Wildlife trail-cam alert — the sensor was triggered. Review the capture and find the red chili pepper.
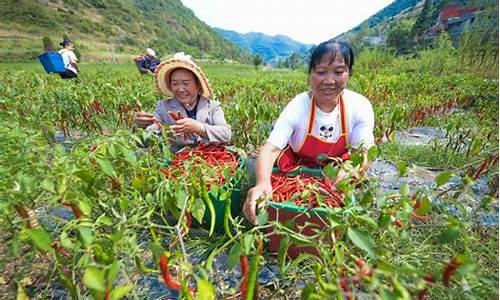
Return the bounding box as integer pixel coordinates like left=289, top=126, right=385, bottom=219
left=153, top=119, right=164, bottom=131
left=473, top=159, right=489, bottom=179
left=168, top=111, right=183, bottom=121
left=442, top=258, right=461, bottom=287
left=411, top=212, right=431, bottom=221
left=111, top=177, right=121, bottom=193
left=417, top=274, right=435, bottom=300
left=354, top=258, right=365, bottom=268
left=159, top=254, right=195, bottom=292
left=52, top=242, right=71, bottom=259
left=240, top=255, right=249, bottom=299
left=159, top=167, right=169, bottom=178
left=341, top=152, right=351, bottom=161
left=62, top=200, right=83, bottom=219
left=394, top=219, right=404, bottom=228
left=89, top=144, right=97, bottom=152
left=338, top=268, right=353, bottom=300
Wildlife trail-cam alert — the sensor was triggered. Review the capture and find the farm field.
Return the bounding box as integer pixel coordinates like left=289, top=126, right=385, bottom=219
left=0, top=54, right=498, bottom=299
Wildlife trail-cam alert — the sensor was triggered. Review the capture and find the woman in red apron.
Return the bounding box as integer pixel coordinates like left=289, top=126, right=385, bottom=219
left=243, top=39, right=374, bottom=225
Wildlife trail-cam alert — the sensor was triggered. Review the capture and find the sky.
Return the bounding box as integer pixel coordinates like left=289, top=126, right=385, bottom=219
left=180, top=0, right=395, bottom=45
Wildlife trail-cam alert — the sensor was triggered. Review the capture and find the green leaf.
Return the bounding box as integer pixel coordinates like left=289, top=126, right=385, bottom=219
left=380, top=288, right=398, bottom=300
left=83, top=267, right=105, bottom=292
left=78, top=200, right=92, bottom=217
left=121, top=147, right=137, bottom=165
left=400, top=182, right=410, bottom=196
left=78, top=226, right=94, bottom=246
left=367, top=146, right=378, bottom=161
left=175, top=188, right=188, bottom=209
left=149, top=242, right=164, bottom=265
left=278, top=236, right=290, bottom=273
left=196, top=278, right=215, bottom=300
left=397, top=161, right=408, bottom=176
left=191, top=196, right=205, bottom=224
left=257, top=209, right=268, bottom=226
left=347, top=227, right=375, bottom=257
left=96, top=214, right=113, bottom=226
left=439, top=226, right=460, bottom=243
left=27, top=228, right=52, bottom=252
left=60, top=231, right=75, bottom=250
left=436, top=171, right=454, bottom=187
left=41, top=179, right=55, bottom=193
left=132, top=176, right=144, bottom=190
left=378, top=212, right=391, bottom=228
left=74, top=169, right=95, bottom=184
left=227, top=244, right=241, bottom=270
left=323, top=164, right=339, bottom=180
left=107, top=262, right=121, bottom=287
left=359, top=191, right=374, bottom=207
left=109, top=284, right=134, bottom=300
left=108, top=144, right=118, bottom=159
left=415, top=196, right=431, bottom=215
left=96, top=158, right=115, bottom=177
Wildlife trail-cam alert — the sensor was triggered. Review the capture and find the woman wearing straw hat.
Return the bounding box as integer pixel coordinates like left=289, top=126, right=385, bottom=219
left=144, top=52, right=231, bottom=151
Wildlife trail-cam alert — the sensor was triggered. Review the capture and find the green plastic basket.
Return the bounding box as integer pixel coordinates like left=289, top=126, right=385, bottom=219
left=164, top=145, right=247, bottom=232
left=266, top=166, right=334, bottom=258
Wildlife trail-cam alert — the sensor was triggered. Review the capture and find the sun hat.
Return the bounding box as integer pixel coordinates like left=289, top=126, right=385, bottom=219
left=154, top=52, right=213, bottom=99
left=146, top=48, right=156, bottom=59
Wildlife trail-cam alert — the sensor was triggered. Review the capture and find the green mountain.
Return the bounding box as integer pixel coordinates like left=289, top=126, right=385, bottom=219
left=0, top=0, right=250, bottom=62
left=336, top=0, right=498, bottom=52
left=339, top=0, right=422, bottom=36
left=214, top=28, right=313, bottom=65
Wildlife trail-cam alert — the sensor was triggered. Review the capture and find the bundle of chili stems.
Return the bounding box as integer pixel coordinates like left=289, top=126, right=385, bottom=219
left=160, top=143, right=240, bottom=185
left=271, top=172, right=344, bottom=208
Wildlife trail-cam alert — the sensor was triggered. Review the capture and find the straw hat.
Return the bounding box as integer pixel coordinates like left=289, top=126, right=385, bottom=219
left=154, top=52, right=213, bottom=99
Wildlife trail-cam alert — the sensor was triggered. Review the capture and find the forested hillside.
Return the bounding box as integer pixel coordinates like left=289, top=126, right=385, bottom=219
left=0, top=0, right=250, bottom=62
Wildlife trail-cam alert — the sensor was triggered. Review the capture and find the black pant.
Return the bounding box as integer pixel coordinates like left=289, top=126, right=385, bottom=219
left=59, top=69, right=78, bottom=79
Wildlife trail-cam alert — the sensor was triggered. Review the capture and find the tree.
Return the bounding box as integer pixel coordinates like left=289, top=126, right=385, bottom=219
left=42, top=36, right=54, bottom=51
left=285, top=52, right=302, bottom=69
left=386, top=20, right=413, bottom=54
left=253, top=54, right=262, bottom=69
left=410, top=0, right=433, bottom=40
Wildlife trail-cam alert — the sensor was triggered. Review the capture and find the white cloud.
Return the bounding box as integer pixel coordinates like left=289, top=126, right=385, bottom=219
left=181, top=0, right=394, bottom=44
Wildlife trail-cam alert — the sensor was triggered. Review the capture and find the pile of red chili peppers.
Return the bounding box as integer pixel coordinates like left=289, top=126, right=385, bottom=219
left=271, top=172, right=344, bottom=208
left=160, top=143, right=240, bottom=185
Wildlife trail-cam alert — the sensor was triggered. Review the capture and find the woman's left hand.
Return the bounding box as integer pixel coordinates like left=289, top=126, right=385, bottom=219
left=171, top=119, right=206, bottom=136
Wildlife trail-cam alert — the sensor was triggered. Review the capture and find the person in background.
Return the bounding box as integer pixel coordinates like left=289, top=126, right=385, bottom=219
left=134, top=48, right=160, bottom=75
left=142, top=52, right=231, bottom=152
left=243, top=39, right=375, bottom=225
left=58, top=39, right=78, bottom=79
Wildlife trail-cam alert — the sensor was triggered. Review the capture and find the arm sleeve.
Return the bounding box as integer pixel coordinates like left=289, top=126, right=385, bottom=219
left=204, top=103, right=232, bottom=143
left=350, top=100, right=375, bottom=149
left=266, top=100, right=298, bottom=150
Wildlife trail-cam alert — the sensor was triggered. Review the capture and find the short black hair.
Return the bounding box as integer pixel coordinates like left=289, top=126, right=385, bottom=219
left=308, top=39, right=354, bottom=75
left=59, top=39, right=72, bottom=47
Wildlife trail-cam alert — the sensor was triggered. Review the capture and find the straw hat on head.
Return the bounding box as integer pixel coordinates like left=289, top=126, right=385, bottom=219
left=154, top=52, right=213, bottom=99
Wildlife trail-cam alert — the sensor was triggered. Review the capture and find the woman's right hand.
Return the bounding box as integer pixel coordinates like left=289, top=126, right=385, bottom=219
left=134, top=112, right=154, bottom=129
left=243, top=182, right=273, bottom=225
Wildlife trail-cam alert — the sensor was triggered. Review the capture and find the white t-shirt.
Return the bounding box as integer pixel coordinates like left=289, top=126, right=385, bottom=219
left=58, top=49, right=78, bottom=74
left=267, top=89, right=374, bottom=151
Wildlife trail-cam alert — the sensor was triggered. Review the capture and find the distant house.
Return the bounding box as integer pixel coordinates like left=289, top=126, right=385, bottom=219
left=426, top=4, right=478, bottom=37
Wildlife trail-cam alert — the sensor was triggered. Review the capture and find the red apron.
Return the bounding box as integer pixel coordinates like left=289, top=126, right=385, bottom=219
left=277, top=93, right=349, bottom=172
